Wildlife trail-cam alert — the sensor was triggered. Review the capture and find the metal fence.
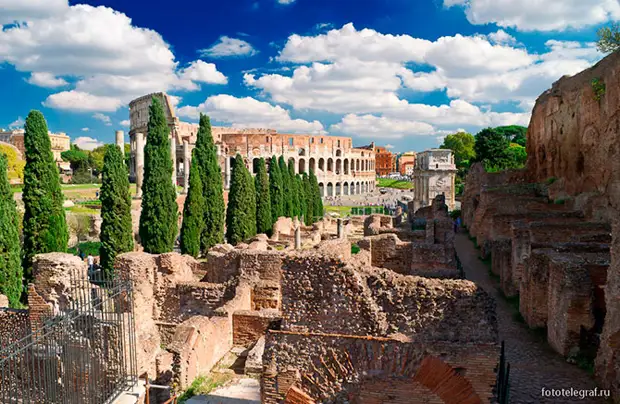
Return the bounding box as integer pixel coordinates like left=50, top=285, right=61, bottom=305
left=350, top=206, right=388, bottom=216
left=496, top=340, right=511, bottom=404
left=0, top=268, right=138, bottom=404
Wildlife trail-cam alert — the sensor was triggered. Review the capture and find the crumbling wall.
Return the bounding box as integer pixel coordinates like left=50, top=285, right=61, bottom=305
left=363, top=214, right=393, bottom=236
left=232, top=309, right=281, bottom=347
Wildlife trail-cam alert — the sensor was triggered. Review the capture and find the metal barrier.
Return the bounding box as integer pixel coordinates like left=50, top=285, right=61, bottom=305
left=0, top=268, right=138, bottom=404
left=496, top=340, right=511, bottom=404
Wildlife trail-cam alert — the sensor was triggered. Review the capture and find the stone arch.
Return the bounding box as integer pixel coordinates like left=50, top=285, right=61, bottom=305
left=343, top=182, right=349, bottom=195
left=298, top=158, right=306, bottom=174
left=327, top=182, right=334, bottom=196
left=356, top=182, right=360, bottom=194
left=327, top=158, right=334, bottom=172
left=319, top=182, right=325, bottom=197
left=336, top=159, right=342, bottom=174
left=356, top=159, right=360, bottom=171
left=319, top=158, right=325, bottom=172
left=336, top=182, right=342, bottom=196
left=344, top=159, right=349, bottom=175
left=350, top=158, right=355, bottom=172
left=309, top=158, right=316, bottom=173
left=336, top=149, right=342, bottom=157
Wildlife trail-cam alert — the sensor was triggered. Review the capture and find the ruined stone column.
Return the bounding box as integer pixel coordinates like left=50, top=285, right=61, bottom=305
left=135, top=132, right=145, bottom=199
left=115, top=130, right=124, bottom=156
left=170, top=135, right=177, bottom=187
left=295, top=225, right=301, bottom=249
left=225, top=155, right=231, bottom=190
left=183, top=139, right=190, bottom=194
left=337, top=218, right=343, bottom=239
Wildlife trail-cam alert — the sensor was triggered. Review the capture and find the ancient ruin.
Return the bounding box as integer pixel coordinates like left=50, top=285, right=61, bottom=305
left=412, top=149, right=457, bottom=211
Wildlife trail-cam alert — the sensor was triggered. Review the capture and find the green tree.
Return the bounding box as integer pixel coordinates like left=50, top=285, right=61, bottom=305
left=124, top=143, right=131, bottom=170
left=269, top=156, right=284, bottom=223
left=474, top=127, right=510, bottom=168
left=99, top=145, right=134, bottom=278
left=597, top=22, right=620, bottom=53
left=22, top=111, right=68, bottom=280
left=303, top=173, right=313, bottom=226
left=138, top=97, right=178, bottom=253
left=309, top=170, right=323, bottom=222
left=194, top=115, right=225, bottom=252
left=89, top=145, right=107, bottom=174
left=278, top=156, right=293, bottom=217
left=226, top=155, right=256, bottom=245
left=254, top=158, right=273, bottom=235
left=439, top=132, right=476, bottom=168
left=287, top=159, right=300, bottom=218
left=0, top=144, right=25, bottom=183
left=0, top=154, right=22, bottom=307
left=296, top=174, right=307, bottom=224
left=61, top=144, right=90, bottom=172
left=180, top=151, right=205, bottom=257
left=495, top=125, right=527, bottom=147
left=505, top=143, right=527, bottom=169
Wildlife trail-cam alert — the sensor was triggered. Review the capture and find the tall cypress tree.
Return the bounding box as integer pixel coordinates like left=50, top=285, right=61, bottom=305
left=278, top=156, right=293, bottom=217
left=0, top=153, right=22, bottom=307
left=296, top=174, right=307, bottom=225
left=22, top=110, right=68, bottom=280
left=309, top=170, right=323, bottom=222
left=254, top=158, right=272, bottom=235
left=139, top=97, right=178, bottom=253
left=226, top=155, right=256, bottom=245
left=269, top=156, right=284, bottom=223
left=303, top=173, right=314, bottom=225
left=287, top=160, right=300, bottom=218
left=196, top=115, right=225, bottom=251
left=99, top=145, right=134, bottom=278
left=180, top=150, right=205, bottom=257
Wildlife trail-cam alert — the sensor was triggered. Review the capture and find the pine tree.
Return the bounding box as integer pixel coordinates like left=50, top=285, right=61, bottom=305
left=0, top=153, right=22, bottom=307
left=180, top=150, right=205, bottom=257
left=22, top=110, right=68, bottom=280
left=196, top=115, right=225, bottom=251
left=287, top=160, right=300, bottom=218
left=296, top=174, right=307, bottom=225
left=279, top=156, right=293, bottom=217
left=303, top=173, right=314, bottom=225
left=138, top=97, right=178, bottom=253
left=99, top=145, right=134, bottom=278
left=254, top=158, right=272, bottom=235
left=269, top=156, right=284, bottom=223
left=226, top=155, right=256, bottom=245
left=309, top=170, right=323, bottom=222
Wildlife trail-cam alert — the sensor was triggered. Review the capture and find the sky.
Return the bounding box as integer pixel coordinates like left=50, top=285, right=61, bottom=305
left=0, top=0, right=616, bottom=153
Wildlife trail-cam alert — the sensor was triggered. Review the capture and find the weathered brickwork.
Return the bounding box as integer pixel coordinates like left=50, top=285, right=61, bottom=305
left=233, top=309, right=282, bottom=347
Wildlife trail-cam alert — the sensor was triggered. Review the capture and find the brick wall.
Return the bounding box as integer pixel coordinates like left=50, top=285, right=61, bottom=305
left=177, top=282, right=235, bottom=317
left=252, top=281, right=281, bottom=310
left=0, top=308, right=30, bottom=345
left=233, top=310, right=282, bottom=347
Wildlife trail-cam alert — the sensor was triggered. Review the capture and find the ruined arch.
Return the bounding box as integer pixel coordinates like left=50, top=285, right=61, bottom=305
left=309, top=158, right=316, bottom=173
left=319, top=158, right=325, bottom=172
left=298, top=158, right=306, bottom=174
left=336, top=182, right=341, bottom=195
left=336, top=149, right=342, bottom=157
left=319, top=182, right=325, bottom=197
left=336, top=159, right=342, bottom=174
left=327, top=158, right=334, bottom=172
left=327, top=182, right=334, bottom=196
left=343, top=182, right=349, bottom=195
left=344, top=159, right=349, bottom=175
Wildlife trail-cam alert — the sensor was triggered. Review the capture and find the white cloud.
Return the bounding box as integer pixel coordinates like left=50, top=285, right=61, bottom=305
left=27, top=72, right=69, bottom=88
left=488, top=30, right=516, bottom=45
left=444, top=0, right=620, bottom=31
left=199, top=36, right=258, bottom=58
left=8, top=117, right=24, bottom=129
left=277, top=0, right=296, bottom=4
left=0, top=0, right=68, bottom=24
left=43, top=91, right=122, bottom=112
left=93, top=113, right=112, bottom=126
left=177, top=94, right=325, bottom=134
left=0, top=3, right=227, bottom=111
left=385, top=144, right=394, bottom=149
left=120, top=120, right=130, bottom=127
left=73, top=136, right=104, bottom=151
left=81, top=127, right=90, bottom=132
left=331, top=114, right=436, bottom=139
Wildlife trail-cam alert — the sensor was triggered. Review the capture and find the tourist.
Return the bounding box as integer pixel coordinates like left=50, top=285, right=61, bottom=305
left=456, top=216, right=462, bottom=232
left=453, top=219, right=458, bottom=233
left=87, top=254, right=94, bottom=273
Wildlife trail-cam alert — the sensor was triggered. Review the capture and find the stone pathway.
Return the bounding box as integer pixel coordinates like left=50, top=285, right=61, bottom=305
left=455, top=233, right=609, bottom=403
left=185, top=378, right=260, bottom=404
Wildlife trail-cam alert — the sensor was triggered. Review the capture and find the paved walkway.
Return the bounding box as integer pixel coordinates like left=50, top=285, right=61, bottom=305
left=455, top=233, right=609, bottom=403
left=186, top=378, right=260, bottom=404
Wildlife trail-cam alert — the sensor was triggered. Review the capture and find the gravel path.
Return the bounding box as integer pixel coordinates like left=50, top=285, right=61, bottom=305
left=455, top=232, right=609, bottom=403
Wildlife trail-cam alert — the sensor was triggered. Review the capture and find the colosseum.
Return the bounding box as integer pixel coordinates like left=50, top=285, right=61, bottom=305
left=128, top=93, right=376, bottom=198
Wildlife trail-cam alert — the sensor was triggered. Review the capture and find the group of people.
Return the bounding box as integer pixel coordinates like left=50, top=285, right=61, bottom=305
left=76, top=248, right=96, bottom=274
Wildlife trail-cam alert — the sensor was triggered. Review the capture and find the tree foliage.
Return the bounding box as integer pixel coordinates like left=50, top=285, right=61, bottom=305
left=0, top=143, right=25, bottom=183
left=303, top=173, right=314, bottom=226
left=62, top=144, right=90, bottom=172
left=269, top=156, right=284, bottom=223
left=195, top=115, right=225, bottom=252
left=278, top=156, right=293, bottom=217
left=254, top=158, right=273, bottom=235
left=180, top=150, right=205, bottom=257
left=138, top=97, right=178, bottom=253
left=597, top=22, right=620, bottom=54
left=296, top=174, right=307, bottom=224
left=99, top=145, right=134, bottom=277
left=226, top=155, right=256, bottom=245
left=287, top=159, right=300, bottom=218
left=474, top=128, right=510, bottom=166
left=440, top=132, right=476, bottom=168
left=495, top=125, right=527, bottom=147
left=309, top=170, right=323, bottom=222
left=22, top=110, right=68, bottom=280
left=0, top=153, right=22, bottom=307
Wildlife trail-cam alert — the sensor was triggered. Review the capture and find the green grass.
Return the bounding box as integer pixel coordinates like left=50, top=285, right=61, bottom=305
left=351, top=243, right=360, bottom=254
left=66, top=205, right=100, bottom=215
left=68, top=241, right=101, bottom=256
left=178, top=373, right=233, bottom=403
left=377, top=178, right=413, bottom=189
left=325, top=205, right=354, bottom=216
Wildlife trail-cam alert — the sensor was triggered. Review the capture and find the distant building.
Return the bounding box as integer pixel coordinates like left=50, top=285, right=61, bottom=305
left=397, top=152, right=416, bottom=176
left=412, top=149, right=457, bottom=211
left=358, top=142, right=395, bottom=176
left=0, top=128, right=70, bottom=167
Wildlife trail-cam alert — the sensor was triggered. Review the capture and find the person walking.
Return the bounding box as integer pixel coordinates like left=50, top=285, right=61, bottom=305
left=87, top=254, right=94, bottom=273
left=456, top=216, right=462, bottom=232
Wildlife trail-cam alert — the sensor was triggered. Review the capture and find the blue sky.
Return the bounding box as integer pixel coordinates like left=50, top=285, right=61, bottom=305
left=0, top=0, right=616, bottom=152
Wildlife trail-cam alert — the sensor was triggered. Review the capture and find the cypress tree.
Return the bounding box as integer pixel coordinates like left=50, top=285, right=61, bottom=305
left=254, top=158, right=272, bottom=235
left=197, top=115, right=225, bottom=251
left=296, top=174, right=307, bottom=224
left=22, top=110, right=68, bottom=280
left=138, top=97, right=178, bottom=253
left=287, top=160, right=300, bottom=218
left=99, top=145, right=134, bottom=278
left=269, top=156, right=284, bottom=223
left=278, top=156, right=293, bottom=217
left=303, top=173, right=314, bottom=225
left=0, top=153, right=22, bottom=307
left=226, top=155, right=256, bottom=245
left=180, top=149, right=206, bottom=257
left=309, top=170, right=323, bottom=222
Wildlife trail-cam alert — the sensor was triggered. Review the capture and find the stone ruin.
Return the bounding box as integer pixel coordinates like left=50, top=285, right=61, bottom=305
left=461, top=49, right=620, bottom=401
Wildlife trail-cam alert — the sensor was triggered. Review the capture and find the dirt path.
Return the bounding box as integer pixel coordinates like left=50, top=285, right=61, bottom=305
left=455, top=233, right=608, bottom=403
left=185, top=378, right=260, bottom=404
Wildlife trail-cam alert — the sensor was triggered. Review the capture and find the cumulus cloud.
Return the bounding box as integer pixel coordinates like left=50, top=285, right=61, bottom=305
left=199, top=36, right=258, bottom=58
left=0, top=0, right=68, bottom=24
left=93, top=113, right=112, bottom=126
left=1, top=3, right=227, bottom=112
left=120, top=120, right=130, bottom=127
left=177, top=94, right=325, bottom=134
left=277, top=0, right=296, bottom=4
left=443, top=0, right=620, bottom=31
left=331, top=115, right=435, bottom=139
left=8, top=117, right=24, bottom=129
left=81, top=127, right=90, bottom=132
left=43, top=91, right=122, bottom=112
left=74, top=136, right=104, bottom=151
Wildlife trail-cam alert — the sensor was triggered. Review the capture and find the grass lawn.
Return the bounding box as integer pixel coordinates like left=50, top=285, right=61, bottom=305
left=377, top=178, right=413, bottom=189
left=14, top=183, right=142, bottom=200
left=325, top=205, right=385, bottom=216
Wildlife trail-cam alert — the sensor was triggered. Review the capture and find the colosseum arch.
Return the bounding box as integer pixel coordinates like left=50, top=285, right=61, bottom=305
left=319, top=158, right=325, bottom=172
left=344, top=159, right=349, bottom=175
left=298, top=158, right=306, bottom=174
left=356, top=159, right=360, bottom=171
left=336, top=149, right=342, bottom=157
left=335, top=182, right=342, bottom=195
left=336, top=159, right=342, bottom=174
left=319, top=183, right=325, bottom=197
left=343, top=182, right=349, bottom=195
left=327, top=182, right=334, bottom=196
left=309, top=158, right=316, bottom=173
left=356, top=182, right=360, bottom=194
left=350, top=158, right=355, bottom=172
left=327, top=158, right=334, bottom=172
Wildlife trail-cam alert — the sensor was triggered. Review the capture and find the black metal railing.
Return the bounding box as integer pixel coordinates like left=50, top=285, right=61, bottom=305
left=455, top=253, right=465, bottom=279
left=0, top=267, right=138, bottom=404
left=496, top=340, right=511, bottom=404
